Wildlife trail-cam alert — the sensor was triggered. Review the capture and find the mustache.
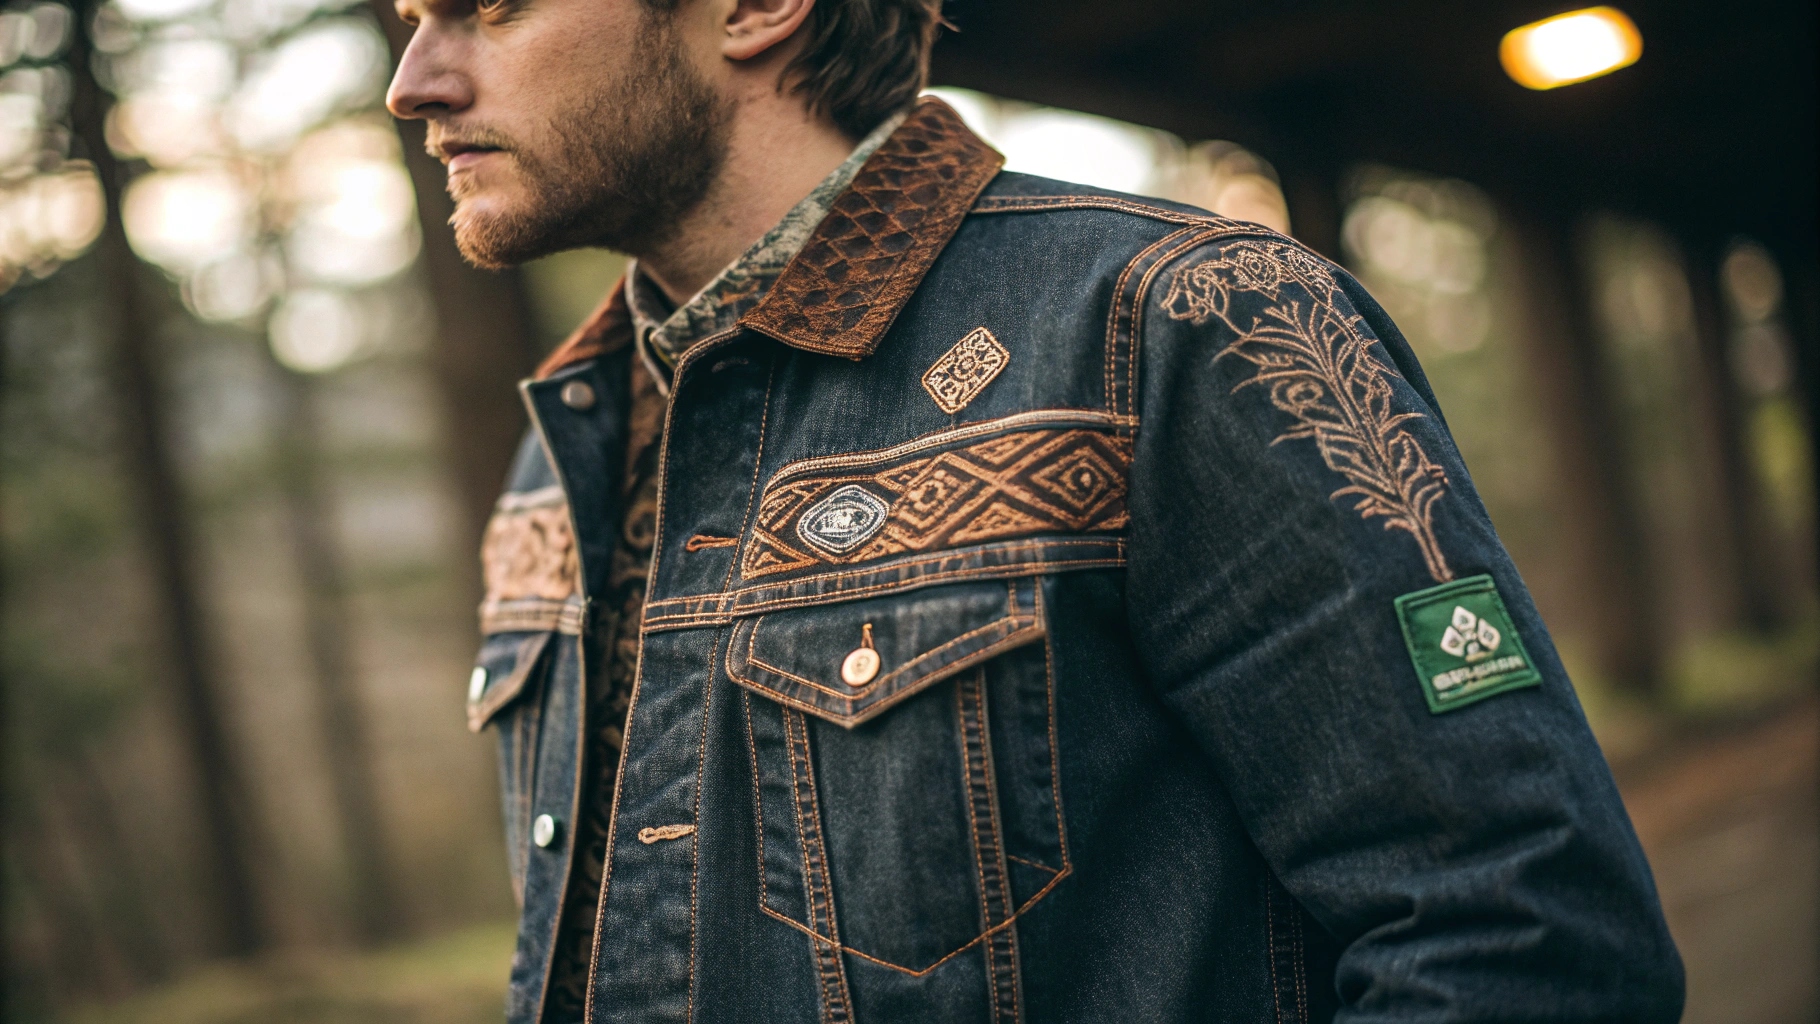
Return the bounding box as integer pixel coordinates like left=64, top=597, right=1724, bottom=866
left=423, top=122, right=517, bottom=161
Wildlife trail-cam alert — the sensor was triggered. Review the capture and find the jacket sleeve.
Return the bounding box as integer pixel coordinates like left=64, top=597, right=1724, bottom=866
left=1123, top=233, right=1683, bottom=1021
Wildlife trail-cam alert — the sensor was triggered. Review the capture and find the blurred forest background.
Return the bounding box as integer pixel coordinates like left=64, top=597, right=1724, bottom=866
left=1, top=0, right=1815, bottom=1022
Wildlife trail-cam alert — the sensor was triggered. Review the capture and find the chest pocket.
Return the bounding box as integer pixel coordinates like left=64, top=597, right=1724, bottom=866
left=728, top=576, right=1070, bottom=979
left=469, top=630, right=555, bottom=903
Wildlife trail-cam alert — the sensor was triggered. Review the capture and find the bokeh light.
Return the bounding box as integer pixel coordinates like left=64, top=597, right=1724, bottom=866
left=227, top=18, right=387, bottom=152
left=51, top=0, right=428, bottom=365
left=269, top=285, right=363, bottom=372
left=927, top=87, right=1291, bottom=233
left=0, top=9, right=100, bottom=291
left=1502, top=7, right=1643, bottom=91
left=122, top=165, right=255, bottom=271
left=1343, top=168, right=1499, bottom=354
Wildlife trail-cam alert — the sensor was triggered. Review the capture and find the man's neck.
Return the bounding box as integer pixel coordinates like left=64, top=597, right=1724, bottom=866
left=636, top=97, right=857, bottom=306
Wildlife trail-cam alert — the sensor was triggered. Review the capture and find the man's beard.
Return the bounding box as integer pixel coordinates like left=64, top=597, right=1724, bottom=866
left=440, top=21, right=730, bottom=268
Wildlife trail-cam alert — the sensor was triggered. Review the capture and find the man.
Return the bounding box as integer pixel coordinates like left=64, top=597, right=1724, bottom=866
left=387, top=0, right=1684, bottom=1021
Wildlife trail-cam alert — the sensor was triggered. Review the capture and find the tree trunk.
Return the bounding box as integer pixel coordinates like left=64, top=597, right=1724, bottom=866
left=268, top=364, right=402, bottom=943
left=68, top=5, right=269, bottom=954
left=1682, top=242, right=1786, bottom=631
left=1507, top=214, right=1666, bottom=698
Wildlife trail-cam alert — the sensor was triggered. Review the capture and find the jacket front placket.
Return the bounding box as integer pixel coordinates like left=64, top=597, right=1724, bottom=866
left=584, top=327, right=770, bottom=1024
left=517, top=351, right=629, bottom=1022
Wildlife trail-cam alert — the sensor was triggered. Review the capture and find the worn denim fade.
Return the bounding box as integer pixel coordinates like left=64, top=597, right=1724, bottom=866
left=468, top=98, right=1683, bottom=1024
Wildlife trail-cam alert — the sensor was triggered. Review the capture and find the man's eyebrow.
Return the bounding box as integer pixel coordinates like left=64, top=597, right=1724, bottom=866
left=396, top=0, right=463, bottom=24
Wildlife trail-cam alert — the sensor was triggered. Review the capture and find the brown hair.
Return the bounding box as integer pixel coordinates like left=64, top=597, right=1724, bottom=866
left=644, top=0, right=945, bottom=138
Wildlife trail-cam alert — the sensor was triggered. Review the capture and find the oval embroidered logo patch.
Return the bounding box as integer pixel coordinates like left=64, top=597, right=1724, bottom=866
left=795, top=484, right=890, bottom=556
left=1394, top=574, right=1540, bottom=713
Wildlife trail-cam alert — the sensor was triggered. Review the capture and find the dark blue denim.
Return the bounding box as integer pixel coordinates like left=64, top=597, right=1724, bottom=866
left=466, top=100, right=1683, bottom=1024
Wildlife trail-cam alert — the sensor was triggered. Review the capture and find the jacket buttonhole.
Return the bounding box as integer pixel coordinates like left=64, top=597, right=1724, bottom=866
left=637, top=824, right=697, bottom=844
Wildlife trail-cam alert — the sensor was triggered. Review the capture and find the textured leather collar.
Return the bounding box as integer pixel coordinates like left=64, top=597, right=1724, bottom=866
left=535, top=97, right=1002, bottom=379
left=737, top=97, right=1004, bottom=360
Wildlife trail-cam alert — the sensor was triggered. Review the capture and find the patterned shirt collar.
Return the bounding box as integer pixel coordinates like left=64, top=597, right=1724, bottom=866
left=625, top=109, right=909, bottom=383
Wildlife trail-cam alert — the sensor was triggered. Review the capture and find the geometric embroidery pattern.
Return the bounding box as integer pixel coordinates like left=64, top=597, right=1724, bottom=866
left=796, top=484, right=890, bottom=556
left=741, top=429, right=1131, bottom=580
left=1161, top=239, right=1454, bottom=583
left=922, top=326, right=1010, bottom=414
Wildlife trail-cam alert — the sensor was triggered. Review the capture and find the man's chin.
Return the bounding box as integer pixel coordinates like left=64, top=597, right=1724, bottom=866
left=449, top=201, right=563, bottom=270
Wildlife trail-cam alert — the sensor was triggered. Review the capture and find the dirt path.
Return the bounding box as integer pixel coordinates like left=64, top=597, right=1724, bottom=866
left=1618, top=699, right=1818, bottom=1024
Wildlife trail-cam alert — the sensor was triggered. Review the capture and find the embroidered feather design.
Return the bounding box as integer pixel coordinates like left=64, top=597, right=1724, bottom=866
left=1162, top=241, right=1454, bottom=583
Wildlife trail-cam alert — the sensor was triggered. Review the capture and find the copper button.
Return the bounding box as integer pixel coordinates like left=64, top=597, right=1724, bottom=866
left=840, top=647, right=880, bottom=686
left=560, top=380, right=596, bottom=410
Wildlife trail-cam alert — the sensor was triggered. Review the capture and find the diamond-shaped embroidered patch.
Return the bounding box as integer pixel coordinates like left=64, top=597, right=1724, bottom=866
left=1394, top=574, right=1539, bottom=714
left=795, top=484, right=890, bottom=556
left=922, top=327, right=1010, bottom=414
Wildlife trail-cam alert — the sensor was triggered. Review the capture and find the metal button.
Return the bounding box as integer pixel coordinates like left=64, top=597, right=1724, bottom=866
left=467, top=666, right=488, bottom=704
left=840, top=647, right=880, bottom=687
left=560, top=380, right=596, bottom=411
left=532, top=814, right=560, bottom=849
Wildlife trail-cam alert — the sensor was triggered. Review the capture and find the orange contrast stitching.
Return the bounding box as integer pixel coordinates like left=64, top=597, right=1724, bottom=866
left=732, top=624, right=1046, bottom=728
left=1037, top=581, right=1072, bottom=877
left=744, top=614, right=1025, bottom=702
left=1004, top=853, right=1059, bottom=875
left=754, top=864, right=1073, bottom=978
left=643, top=557, right=1126, bottom=631
left=742, top=429, right=1131, bottom=581
left=719, top=363, right=775, bottom=587
left=740, top=692, right=776, bottom=921
left=642, top=539, right=1127, bottom=625
left=1125, top=227, right=1226, bottom=421
left=1106, top=226, right=1198, bottom=416
left=764, top=409, right=1133, bottom=488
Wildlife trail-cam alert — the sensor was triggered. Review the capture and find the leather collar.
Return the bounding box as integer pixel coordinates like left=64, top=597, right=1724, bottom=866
left=535, top=97, right=1003, bottom=379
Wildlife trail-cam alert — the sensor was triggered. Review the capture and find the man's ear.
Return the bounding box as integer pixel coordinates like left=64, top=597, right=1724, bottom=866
left=721, top=0, right=815, bottom=62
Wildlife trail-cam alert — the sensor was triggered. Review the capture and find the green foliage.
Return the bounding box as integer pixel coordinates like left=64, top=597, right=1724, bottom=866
left=1750, top=396, right=1815, bottom=536
left=1669, top=608, right=1820, bottom=717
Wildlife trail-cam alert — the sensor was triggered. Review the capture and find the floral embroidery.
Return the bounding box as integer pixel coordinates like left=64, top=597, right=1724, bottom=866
left=480, top=487, right=578, bottom=632
left=1162, top=240, right=1453, bottom=583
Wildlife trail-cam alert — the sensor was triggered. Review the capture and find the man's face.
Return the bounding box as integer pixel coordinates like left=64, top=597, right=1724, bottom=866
left=386, top=0, right=731, bottom=267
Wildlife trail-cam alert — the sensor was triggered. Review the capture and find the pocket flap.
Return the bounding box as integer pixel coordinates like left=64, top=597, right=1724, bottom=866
left=467, top=631, right=553, bottom=733
left=727, top=577, right=1043, bottom=727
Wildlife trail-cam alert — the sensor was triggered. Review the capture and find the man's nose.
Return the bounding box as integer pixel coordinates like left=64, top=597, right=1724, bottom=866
left=386, top=26, right=474, bottom=120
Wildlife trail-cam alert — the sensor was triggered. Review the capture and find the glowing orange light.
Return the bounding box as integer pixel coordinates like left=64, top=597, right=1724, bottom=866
left=1501, top=7, right=1643, bottom=91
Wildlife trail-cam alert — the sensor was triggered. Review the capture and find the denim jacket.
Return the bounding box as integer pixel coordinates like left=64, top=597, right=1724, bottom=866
left=467, top=99, right=1683, bottom=1024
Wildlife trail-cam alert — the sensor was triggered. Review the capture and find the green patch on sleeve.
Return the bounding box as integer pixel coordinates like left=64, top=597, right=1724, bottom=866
left=1395, top=574, right=1541, bottom=714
